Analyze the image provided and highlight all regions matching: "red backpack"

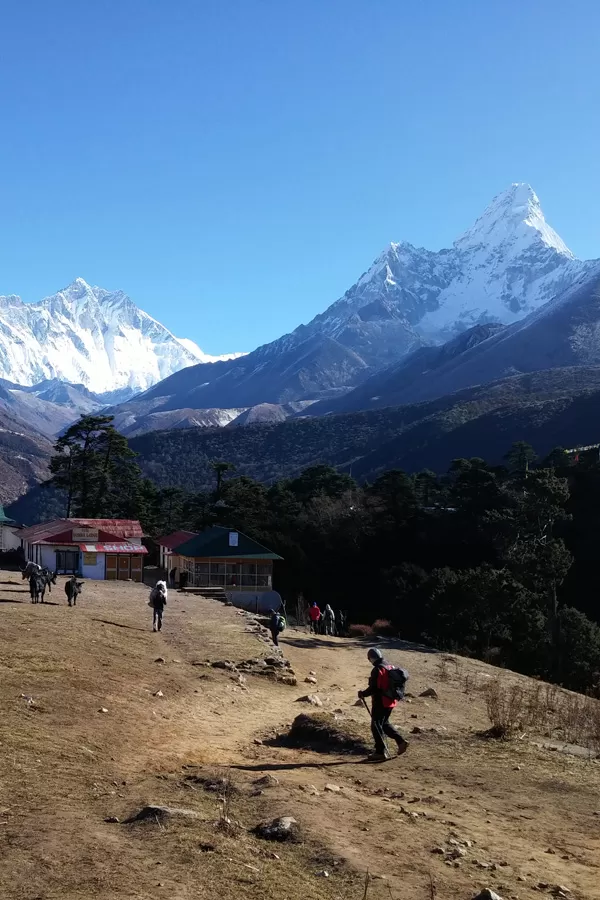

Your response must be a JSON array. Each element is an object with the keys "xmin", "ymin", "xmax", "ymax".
[{"xmin": 377, "ymin": 664, "xmax": 409, "ymax": 708}]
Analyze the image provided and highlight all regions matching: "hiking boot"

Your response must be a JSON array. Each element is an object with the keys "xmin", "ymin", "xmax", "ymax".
[
  {"xmin": 153, "ymin": 626, "xmax": 157, "ymax": 632},
  {"xmin": 396, "ymin": 739, "xmax": 409, "ymax": 756},
  {"xmin": 366, "ymin": 751, "xmax": 390, "ymax": 762}
]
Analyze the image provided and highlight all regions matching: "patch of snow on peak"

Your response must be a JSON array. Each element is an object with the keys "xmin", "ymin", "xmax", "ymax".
[{"xmin": 175, "ymin": 337, "xmax": 247, "ymax": 363}]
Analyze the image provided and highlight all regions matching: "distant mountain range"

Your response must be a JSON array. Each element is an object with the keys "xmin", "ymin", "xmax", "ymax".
[
  {"xmin": 0, "ymin": 278, "xmax": 244, "ymax": 395},
  {"xmin": 105, "ymin": 183, "xmax": 600, "ymax": 434}
]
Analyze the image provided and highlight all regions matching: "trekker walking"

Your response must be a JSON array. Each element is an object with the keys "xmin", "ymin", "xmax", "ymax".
[
  {"xmin": 335, "ymin": 609, "xmax": 347, "ymax": 636},
  {"xmin": 323, "ymin": 604, "xmax": 335, "ymax": 635},
  {"xmin": 149, "ymin": 580, "xmax": 168, "ymax": 632},
  {"xmin": 308, "ymin": 602, "xmax": 321, "ymax": 634},
  {"xmin": 269, "ymin": 609, "xmax": 286, "ymax": 646},
  {"xmin": 358, "ymin": 648, "xmax": 409, "ymax": 762},
  {"xmin": 169, "ymin": 567, "xmax": 177, "ymax": 589}
]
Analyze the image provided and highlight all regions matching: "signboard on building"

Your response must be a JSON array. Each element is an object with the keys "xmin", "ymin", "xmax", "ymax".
[
  {"xmin": 73, "ymin": 527, "xmax": 99, "ymax": 542},
  {"xmin": 228, "ymin": 531, "xmax": 239, "ymax": 547},
  {"xmin": 83, "ymin": 552, "xmax": 98, "ymax": 565}
]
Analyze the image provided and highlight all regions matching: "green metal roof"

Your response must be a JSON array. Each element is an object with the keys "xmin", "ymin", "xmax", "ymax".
[
  {"xmin": 0, "ymin": 505, "xmax": 15, "ymax": 525},
  {"xmin": 175, "ymin": 526, "xmax": 282, "ymax": 560}
]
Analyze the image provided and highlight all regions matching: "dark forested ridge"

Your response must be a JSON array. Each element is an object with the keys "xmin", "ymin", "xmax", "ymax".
[
  {"xmin": 8, "ymin": 412, "xmax": 600, "ymax": 695},
  {"xmin": 125, "ymin": 367, "xmax": 600, "ymax": 491}
]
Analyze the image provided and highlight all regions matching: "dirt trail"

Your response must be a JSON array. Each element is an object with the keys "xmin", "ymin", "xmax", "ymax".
[{"xmin": 1, "ymin": 574, "xmax": 599, "ymax": 900}]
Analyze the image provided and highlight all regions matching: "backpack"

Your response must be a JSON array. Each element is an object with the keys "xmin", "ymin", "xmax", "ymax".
[
  {"xmin": 275, "ymin": 614, "xmax": 286, "ymax": 632},
  {"xmin": 377, "ymin": 664, "xmax": 409, "ymax": 701}
]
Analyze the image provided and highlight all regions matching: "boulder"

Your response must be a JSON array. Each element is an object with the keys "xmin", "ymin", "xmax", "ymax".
[
  {"xmin": 419, "ymin": 688, "xmax": 439, "ymax": 699},
  {"xmin": 124, "ymin": 805, "xmax": 201, "ymax": 824},
  {"xmin": 254, "ymin": 815, "xmax": 299, "ymax": 842},
  {"xmin": 473, "ymin": 891, "xmax": 503, "ymax": 900}
]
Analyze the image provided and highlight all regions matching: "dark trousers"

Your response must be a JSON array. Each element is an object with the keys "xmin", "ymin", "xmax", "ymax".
[
  {"xmin": 371, "ymin": 703, "xmax": 403, "ymax": 754},
  {"xmin": 270, "ymin": 628, "xmax": 279, "ymax": 646},
  {"xmin": 153, "ymin": 608, "xmax": 163, "ymax": 630},
  {"xmin": 309, "ymin": 619, "xmax": 320, "ymax": 634}
]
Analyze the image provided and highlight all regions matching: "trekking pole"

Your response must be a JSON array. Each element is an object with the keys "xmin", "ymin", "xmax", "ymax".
[{"xmin": 360, "ymin": 697, "xmax": 391, "ymax": 758}]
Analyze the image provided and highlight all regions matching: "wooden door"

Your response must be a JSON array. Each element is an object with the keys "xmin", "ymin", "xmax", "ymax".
[
  {"xmin": 118, "ymin": 556, "xmax": 131, "ymax": 580},
  {"xmin": 105, "ymin": 554, "xmax": 118, "ymax": 580},
  {"xmin": 130, "ymin": 555, "xmax": 143, "ymax": 583}
]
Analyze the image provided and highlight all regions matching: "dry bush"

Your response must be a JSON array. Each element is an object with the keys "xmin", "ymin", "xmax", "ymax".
[
  {"xmin": 372, "ymin": 618, "xmax": 396, "ymax": 637},
  {"xmin": 483, "ymin": 677, "xmax": 526, "ymax": 738},
  {"xmin": 348, "ymin": 624, "xmax": 374, "ymax": 638},
  {"xmin": 483, "ymin": 676, "xmax": 600, "ymax": 752}
]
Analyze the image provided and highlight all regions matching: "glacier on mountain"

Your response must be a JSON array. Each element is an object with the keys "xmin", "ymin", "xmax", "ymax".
[{"xmin": 0, "ymin": 278, "xmax": 244, "ymax": 394}]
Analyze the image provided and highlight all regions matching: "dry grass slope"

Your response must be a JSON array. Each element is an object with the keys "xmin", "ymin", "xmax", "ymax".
[{"xmin": 1, "ymin": 573, "xmax": 599, "ymax": 900}]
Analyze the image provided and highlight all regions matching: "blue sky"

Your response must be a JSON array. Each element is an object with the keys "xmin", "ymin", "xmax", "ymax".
[{"xmin": 1, "ymin": 1, "xmax": 599, "ymax": 355}]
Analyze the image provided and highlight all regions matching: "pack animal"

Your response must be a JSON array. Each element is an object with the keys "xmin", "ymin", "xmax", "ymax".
[
  {"xmin": 40, "ymin": 568, "xmax": 58, "ymax": 593},
  {"xmin": 29, "ymin": 573, "xmax": 47, "ymax": 604},
  {"xmin": 65, "ymin": 576, "xmax": 84, "ymax": 607},
  {"xmin": 22, "ymin": 561, "xmax": 42, "ymax": 580}
]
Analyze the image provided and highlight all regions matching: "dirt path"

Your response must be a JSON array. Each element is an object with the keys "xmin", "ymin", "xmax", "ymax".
[{"xmin": 1, "ymin": 574, "xmax": 599, "ymax": 900}]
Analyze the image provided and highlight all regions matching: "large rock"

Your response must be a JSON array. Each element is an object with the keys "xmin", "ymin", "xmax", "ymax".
[
  {"xmin": 254, "ymin": 816, "xmax": 299, "ymax": 842},
  {"xmin": 473, "ymin": 891, "xmax": 503, "ymax": 900},
  {"xmin": 124, "ymin": 805, "xmax": 201, "ymax": 824}
]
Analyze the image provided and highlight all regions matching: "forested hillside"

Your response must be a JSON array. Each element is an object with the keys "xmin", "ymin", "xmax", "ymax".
[{"xmin": 127, "ymin": 367, "xmax": 600, "ymax": 490}]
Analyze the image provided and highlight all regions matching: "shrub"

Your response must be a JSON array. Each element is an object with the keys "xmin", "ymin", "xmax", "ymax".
[
  {"xmin": 483, "ymin": 677, "xmax": 526, "ymax": 738},
  {"xmin": 348, "ymin": 623, "xmax": 374, "ymax": 638},
  {"xmin": 372, "ymin": 618, "xmax": 396, "ymax": 637}
]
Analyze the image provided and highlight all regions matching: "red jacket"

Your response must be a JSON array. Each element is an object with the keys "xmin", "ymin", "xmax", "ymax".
[{"xmin": 308, "ymin": 605, "xmax": 321, "ymax": 622}]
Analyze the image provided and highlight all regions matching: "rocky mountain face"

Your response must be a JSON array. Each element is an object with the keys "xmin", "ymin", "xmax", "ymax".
[
  {"xmin": 309, "ymin": 266, "xmax": 600, "ymax": 416},
  {"xmin": 0, "ymin": 278, "xmax": 243, "ymax": 395},
  {"xmin": 107, "ymin": 183, "xmax": 597, "ymax": 432}
]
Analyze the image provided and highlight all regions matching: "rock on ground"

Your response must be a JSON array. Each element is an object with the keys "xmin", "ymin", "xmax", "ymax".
[
  {"xmin": 124, "ymin": 805, "xmax": 202, "ymax": 824},
  {"xmin": 295, "ymin": 694, "xmax": 323, "ymax": 707},
  {"xmin": 254, "ymin": 815, "xmax": 299, "ymax": 842}
]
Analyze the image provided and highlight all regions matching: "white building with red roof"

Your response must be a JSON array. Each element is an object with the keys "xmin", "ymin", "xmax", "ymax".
[{"xmin": 19, "ymin": 518, "xmax": 147, "ymax": 581}]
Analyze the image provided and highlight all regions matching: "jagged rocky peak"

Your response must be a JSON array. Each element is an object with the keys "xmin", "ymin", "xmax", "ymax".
[{"xmin": 454, "ymin": 183, "xmax": 574, "ymax": 257}]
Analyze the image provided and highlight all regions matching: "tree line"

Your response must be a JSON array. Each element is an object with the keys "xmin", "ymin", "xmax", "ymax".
[{"xmin": 45, "ymin": 418, "xmax": 600, "ymax": 694}]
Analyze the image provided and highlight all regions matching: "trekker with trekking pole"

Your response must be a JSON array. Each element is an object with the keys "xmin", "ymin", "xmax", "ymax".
[
  {"xmin": 308, "ymin": 602, "xmax": 321, "ymax": 634},
  {"xmin": 358, "ymin": 647, "xmax": 409, "ymax": 762}
]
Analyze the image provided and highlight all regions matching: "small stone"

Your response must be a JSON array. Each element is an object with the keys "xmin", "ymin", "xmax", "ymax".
[
  {"xmin": 299, "ymin": 784, "xmax": 320, "ymax": 796},
  {"xmin": 316, "ymin": 870, "xmax": 329, "ymax": 877},
  {"xmin": 212, "ymin": 660, "xmax": 236, "ymax": 670},
  {"xmin": 546, "ymin": 848, "xmax": 556, "ymax": 855},
  {"xmin": 431, "ymin": 847, "xmax": 445, "ymax": 854},
  {"xmin": 104, "ymin": 816, "xmax": 119, "ymax": 823},
  {"xmin": 514, "ymin": 765, "xmax": 521, "ymax": 771},
  {"xmin": 411, "ymin": 726, "xmax": 423, "ymax": 734},
  {"xmin": 254, "ymin": 774, "xmax": 279, "ymax": 788},
  {"xmin": 154, "ymin": 657, "xmax": 166, "ymax": 663},
  {"xmin": 324, "ymin": 783, "xmax": 341, "ymax": 793},
  {"xmin": 309, "ymin": 670, "xmax": 316, "ymax": 676},
  {"xmin": 98, "ymin": 707, "xmax": 109, "ymax": 714},
  {"xmin": 304, "ymin": 676, "xmax": 318, "ymax": 684},
  {"xmin": 295, "ymin": 694, "xmax": 322, "ymax": 707},
  {"xmin": 253, "ymin": 738, "xmax": 263, "ymax": 745},
  {"xmin": 473, "ymin": 891, "xmax": 503, "ymax": 900},
  {"xmin": 420, "ymin": 688, "xmax": 439, "ymax": 699},
  {"xmin": 153, "ymin": 690, "xmax": 164, "ymax": 697}
]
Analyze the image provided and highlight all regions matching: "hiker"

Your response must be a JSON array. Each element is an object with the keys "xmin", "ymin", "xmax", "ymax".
[
  {"xmin": 358, "ymin": 648, "xmax": 409, "ymax": 762},
  {"xmin": 323, "ymin": 604, "xmax": 335, "ymax": 635},
  {"xmin": 335, "ymin": 609, "xmax": 347, "ymax": 636},
  {"xmin": 149, "ymin": 580, "xmax": 168, "ymax": 632},
  {"xmin": 169, "ymin": 566, "xmax": 178, "ymax": 588},
  {"xmin": 308, "ymin": 602, "xmax": 321, "ymax": 634},
  {"xmin": 269, "ymin": 609, "xmax": 286, "ymax": 646},
  {"xmin": 179, "ymin": 570, "xmax": 189, "ymax": 590}
]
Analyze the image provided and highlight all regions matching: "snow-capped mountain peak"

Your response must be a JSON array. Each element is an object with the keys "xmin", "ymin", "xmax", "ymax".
[
  {"xmin": 0, "ymin": 279, "xmax": 245, "ymax": 394},
  {"xmin": 454, "ymin": 182, "xmax": 574, "ymax": 257}
]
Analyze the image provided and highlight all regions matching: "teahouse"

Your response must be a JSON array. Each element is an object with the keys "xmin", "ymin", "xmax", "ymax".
[
  {"xmin": 0, "ymin": 505, "xmax": 24, "ymax": 552},
  {"xmin": 175, "ymin": 526, "xmax": 282, "ymax": 592},
  {"xmin": 157, "ymin": 530, "xmax": 197, "ymax": 574},
  {"xmin": 19, "ymin": 518, "xmax": 147, "ymax": 581}
]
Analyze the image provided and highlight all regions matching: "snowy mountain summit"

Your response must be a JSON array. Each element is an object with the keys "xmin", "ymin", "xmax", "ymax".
[
  {"xmin": 0, "ymin": 278, "xmax": 243, "ymax": 394},
  {"xmin": 312, "ymin": 182, "xmax": 589, "ymax": 355}
]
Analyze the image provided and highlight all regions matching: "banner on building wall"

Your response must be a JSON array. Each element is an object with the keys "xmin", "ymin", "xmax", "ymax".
[
  {"xmin": 73, "ymin": 528, "xmax": 99, "ymax": 542},
  {"xmin": 83, "ymin": 552, "xmax": 98, "ymax": 565}
]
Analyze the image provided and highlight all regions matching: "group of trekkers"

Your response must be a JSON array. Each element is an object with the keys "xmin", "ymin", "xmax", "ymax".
[{"xmin": 307, "ymin": 601, "xmax": 347, "ymax": 636}]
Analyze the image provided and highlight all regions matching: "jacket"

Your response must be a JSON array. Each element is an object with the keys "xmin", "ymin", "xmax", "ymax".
[
  {"xmin": 308, "ymin": 605, "xmax": 321, "ymax": 622},
  {"xmin": 361, "ymin": 661, "xmax": 398, "ymax": 710}
]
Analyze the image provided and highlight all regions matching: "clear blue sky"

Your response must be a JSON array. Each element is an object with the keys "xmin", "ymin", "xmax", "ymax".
[{"xmin": 1, "ymin": 1, "xmax": 599, "ymax": 355}]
